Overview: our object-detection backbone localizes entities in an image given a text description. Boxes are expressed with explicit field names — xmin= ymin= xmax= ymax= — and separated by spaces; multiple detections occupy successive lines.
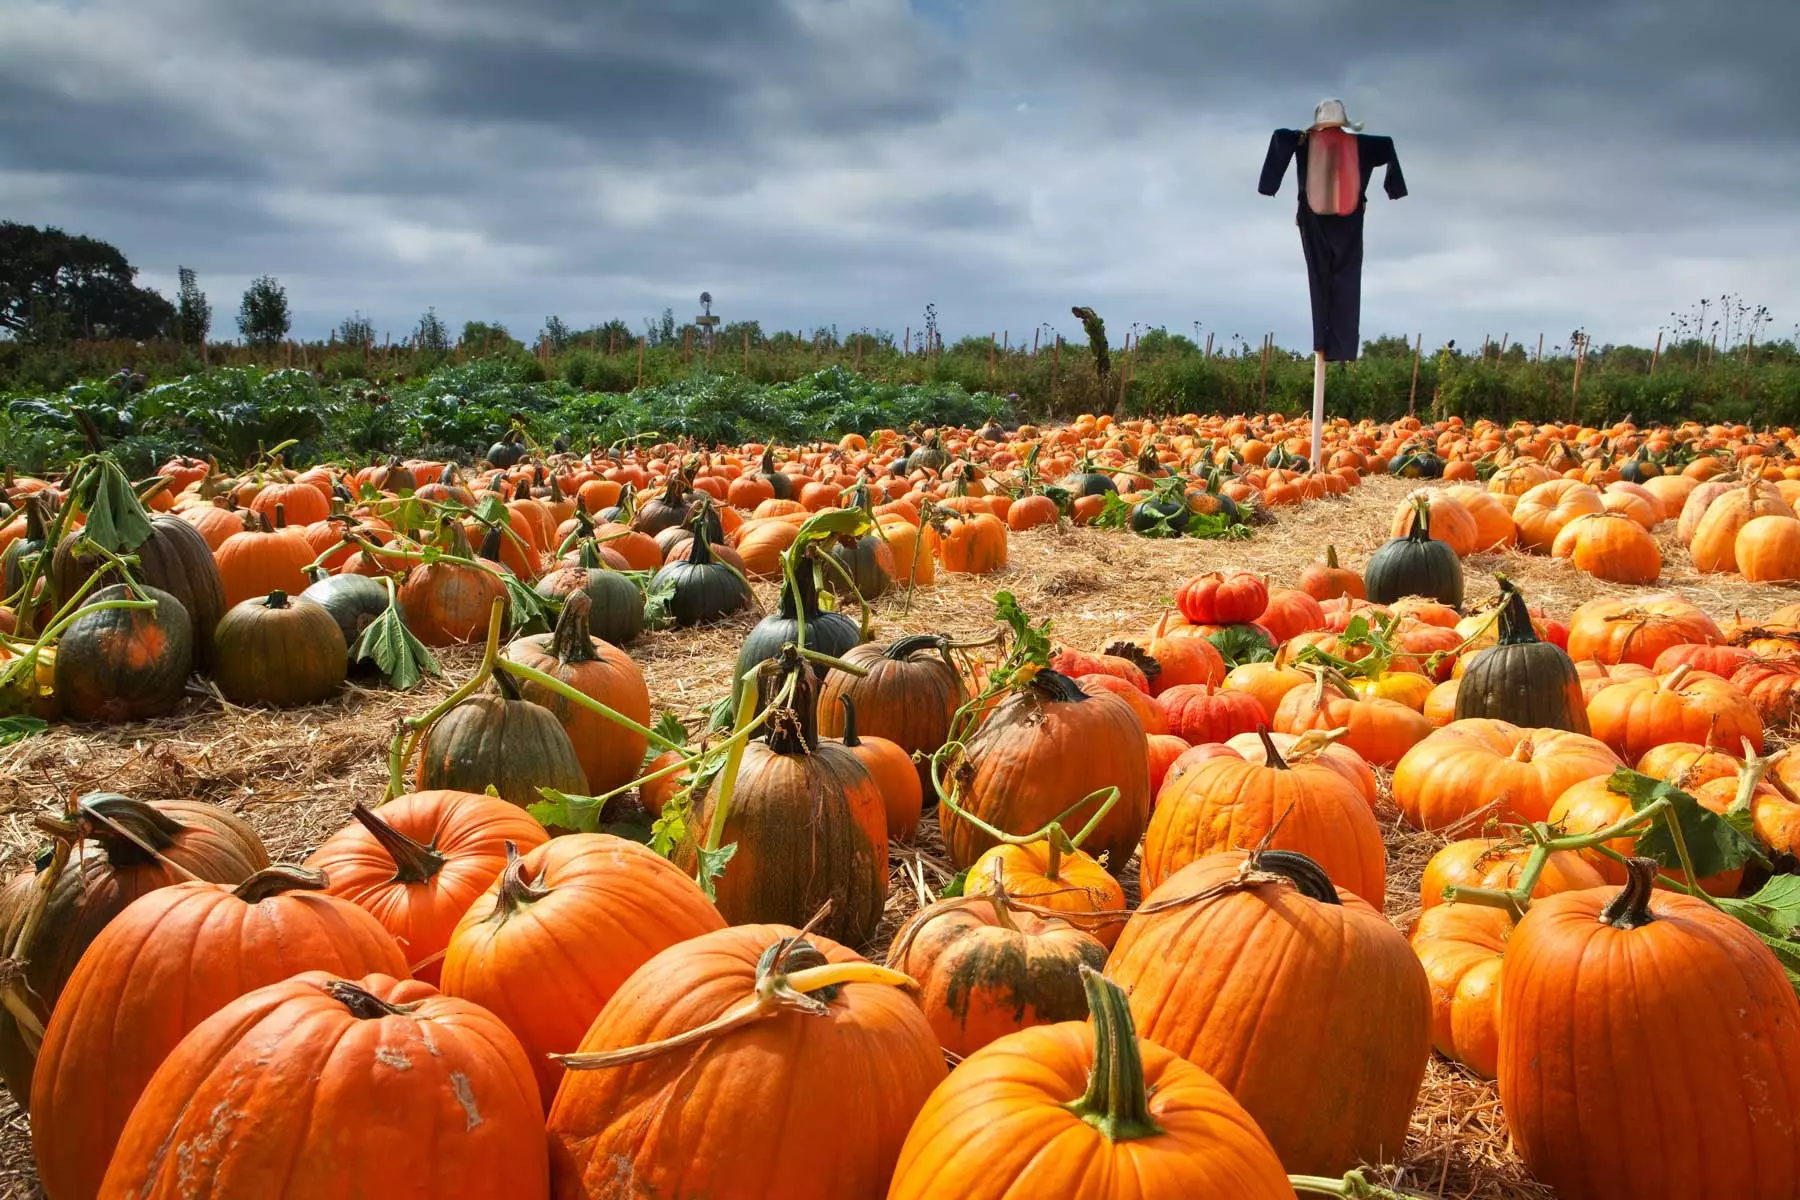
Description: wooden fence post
xmin=1497 ymin=331 xmax=1509 ymax=364
xmin=1052 ymin=335 xmax=1062 ymax=403
xmin=903 ymin=327 xmax=910 ymax=355
xmin=1650 ymin=330 xmax=1662 ymax=376
xmin=1408 ymin=332 xmax=1422 ymax=416
xmin=742 ymin=328 xmax=750 ymax=374
xmin=1032 ymin=328 xmax=1040 ymax=356
xmin=636 ymin=337 xmax=646 ymax=389
xmin=1204 ymin=331 xmax=1214 ymax=357
xmin=1258 ymin=334 xmax=1272 ymax=403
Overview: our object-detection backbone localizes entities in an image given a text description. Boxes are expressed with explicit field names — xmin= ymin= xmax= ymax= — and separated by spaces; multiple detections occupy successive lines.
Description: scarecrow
xmin=1259 ymin=99 xmax=1408 ymax=467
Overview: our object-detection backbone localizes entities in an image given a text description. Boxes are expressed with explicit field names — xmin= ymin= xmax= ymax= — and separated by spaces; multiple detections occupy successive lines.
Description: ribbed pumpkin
xmin=416 ymin=671 xmax=589 ymax=807
xmin=546 ymin=924 xmax=946 ymax=1199
xmin=887 ymin=967 xmax=1294 ymax=1200
xmin=1690 ymin=477 xmax=1793 ymax=573
xmin=51 ymin=511 xmax=227 ymax=668
xmin=885 ymin=888 xmax=1108 ymax=1057
xmin=304 ymin=792 xmax=548 ymax=982
xmin=399 ymin=522 xmax=511 ymax=645
xmin=1390 ymin=487 xmax=1478 ymax=556
xmin=941 ymin=668 xmax=1149 ymax=876
xmin=30 ymin=865 xmax=408 ymax=1200
xmin=687 ymin=665 xmax=888 ymax=945
xmin=1410 ymin=901 xmax=1510 ymax=1077
xmin=1551 ymin=512 xmax=1662 ymax=584
xmin=1391 ymin=719 xmax=1622 ymax=830
xmin=503 ymin=591 xmax=650 ymax=797
xmin=300 ymin=571 xmax=390 ymax=657
xmin=1109 ymin=849 xmax=1431 ymax=1175
xmin=1298 ymin=544 xmax=1364 ymax=601
xmin=1499 ymin=858 xmax=1800 ymax=1200
xmin=1223 ymin=728 xmax=1379 ymax=806
xmin=1157 ymin=682 xmax=1265 ymax=744
xmin=0 ymin=794 xmax=267 ymax=1108
xmin=1545 ymin=775 xmax=1744 ymax=895
xmin=441 ymin=835 xmax=725 ymax=1108
xmin=734 ymin=557 xmax=862 ymax=702
xmin=1564 ymin=593 xmax=1722 ymax=667
xmin=534 ymin=544 xmax=645 ymax=646
xmin=1512 ymin=478 xmax=1605 ymax=552
xmin=1364 ymin=495 xmax=1464 ymax=606
xmin=1732 ymin=660 xmax=1800 ymax=725
xmin=53 ymin=583 xmax=193 ymax=722
xmin=1418 ymin=837 xmax=1605 ymax=909
xmin=211 ymin=588 xmax=348 ymax=707
xmin=214 ymin=507 xmax=316 ymax=608
xmin=1272 ymin=669 xmax=1433 ymax=767
xmin=1142 ymin=729 xmax=1385 ymax=905
xmin=647 ymin=508 xmax=754 ymax=626
xmin=1585 ymin=663 xmax=1763 ymax=763
xmin=1225 ymin=660 xmax=1309 ymax=720
xmin=101 ymin=972 xmax=548 ymax=1198
xmin=834 ymin=695 xmax=923 ymax=840
xmin=963 ymin=839 xmax=1127 ymax=949
xmin=1736 ymin=514 xmax=1800 ymax=582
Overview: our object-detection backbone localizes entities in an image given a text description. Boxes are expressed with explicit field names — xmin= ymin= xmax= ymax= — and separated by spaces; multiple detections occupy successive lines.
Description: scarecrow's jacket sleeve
xmin=1257 ymin=128 xmax=1303 ymax=196
xmin=1361 ymin=134 xmax=1408 ymax=199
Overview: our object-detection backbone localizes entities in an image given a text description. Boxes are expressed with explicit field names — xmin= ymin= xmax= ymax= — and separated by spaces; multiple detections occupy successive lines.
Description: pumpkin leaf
xmin=78 ymin=456 xmax=155 ymax=554
xmin=641 ymin=576 xmax=679 ymax=631
xmin=351 ymin=602 xmax=441 ymax=691
xmin=0 ymin=716 xmax=49 ymax=748
xmin=472 ymin=492 xmax=511 ymax=528
xmin=650 ymin=711 xmax=689 ymax=753
xmin=1182 ymin=510 xmax=1252 ymax=540
xmin=1719 ymin=874 xmax=1800 ymax=940
xmin=1608 ymin=768 xmax=1766 ymax=880
xmin=528 ymin=787 xmax=603 ymax=834
xmin=994 ymin=590 xmax=1052 ymax=674
xmin=500 ymin=571 xmax=553 ymax=635
xmin=938 ymin=867 xmax=970 ymax=899
xmin=692 ymin=841 xmax=738 ymax=900
xmin=1207 ymin=624 xmax=1275 ymax=669
xmin=1090 ymin=492 xmax=1135 ymax=530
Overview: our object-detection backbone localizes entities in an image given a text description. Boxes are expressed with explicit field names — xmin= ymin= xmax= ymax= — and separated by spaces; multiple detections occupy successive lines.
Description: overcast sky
xmin=6 ymin=0 xmax=1797 ymax=351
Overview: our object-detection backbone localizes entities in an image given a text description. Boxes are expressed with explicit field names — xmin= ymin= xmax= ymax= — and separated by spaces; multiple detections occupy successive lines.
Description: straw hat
xmin=1309 ymin=99 xmax=1363 ymax=132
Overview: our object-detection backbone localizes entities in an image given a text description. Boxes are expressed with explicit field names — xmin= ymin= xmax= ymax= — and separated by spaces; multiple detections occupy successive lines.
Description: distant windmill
xmin=696 ymin=291 xmax=720 ymax=350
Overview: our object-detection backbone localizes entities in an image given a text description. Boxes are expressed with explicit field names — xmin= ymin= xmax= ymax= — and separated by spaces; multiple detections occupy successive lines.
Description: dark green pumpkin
xmin=816 ymin=633 xmax=967 ymax=797
xmin=633 ymin=474 xmax=702 ymax=538
xmin=300 ymin=573 xmax=390 ymax=659
xmin=1392 ymin=449 xmax=1446 ymax=479
xmin=827 ymin=532 xmax=893 ymax=601
xmin=735 ymin=558 xmax=861 ymax=705
xmin=416 ymin=669 xmax=588 ymax=807
xmin=1365 ymin=496 xmax=1463 ymax=607
xmin=1062 ymin=457 xmax=1118 ymax=498
xmin=534 ymin=543 xmax=644 ymax=646
xmin=1618 ymin=448 xmax=1661 ymax=483
xmin=54 ymin=584 xmax=194 ymax=723
xmin=905 ymin=433 xmax=951 ymax=475
xmin=647 ymin=511 xmax=753 ymax=628
xmin=51 ymin=514 xmax=226 ymax=669
xmin=758 ymin=448 xmax=794 ymax=499
xmin=212 ymin=590 xmax=348 ymax=707
xmin=1455 ymin=578 xmax=1588 ymax=733
xmin=1128 ymin=495 xmax=1191 ymax=536
xmin=0 ymin=494 xmax=49 ymax=599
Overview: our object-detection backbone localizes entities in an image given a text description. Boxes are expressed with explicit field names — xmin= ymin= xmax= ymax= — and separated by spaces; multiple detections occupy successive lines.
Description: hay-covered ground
xmin=3 ymin=474 xmax=1797 ymax=1198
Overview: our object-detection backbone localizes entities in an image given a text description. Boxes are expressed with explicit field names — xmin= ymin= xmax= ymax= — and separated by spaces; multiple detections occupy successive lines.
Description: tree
xmin=460 ymin=321 xmax=516 ymax=354
xmin=237 ymin=275 xmax=290 ymax=347
xmin=541 ymin=315 xmax=572 ymax=353
xmin=335 ymin=311 xmax=375 ymax=349
xmin=175 ymin=266 xmax=211 ymax=348
xmin=0 ymin=222 xmax=175 ymax=342
xmin=414 ymin=307 xmax=449 ymax=352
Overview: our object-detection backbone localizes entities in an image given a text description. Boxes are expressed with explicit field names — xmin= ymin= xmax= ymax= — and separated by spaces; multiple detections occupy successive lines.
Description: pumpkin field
xmin=7 ymin=407 xmax=1800 ymax=1199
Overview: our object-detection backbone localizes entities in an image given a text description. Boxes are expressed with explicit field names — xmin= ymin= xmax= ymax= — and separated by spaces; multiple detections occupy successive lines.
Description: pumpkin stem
xmin=1661 ymin=663 xmax=1693 ymax=692
xmin=1065 ymin=965 xmax=1164 ymax=1142
xmin=762 ymin=649 xmax=819 ymax=756
xmin=886 ymin=632 xmax=950 ymax=663
xmin=685 ymin=507 xmax=716 ymax=567
xmin=488 ymin=840 xmax=551 ymax=920
xmin=1492 ymin=575 xmax=1539 ymax=646
xmin=839 ymin=695 xmax=862 ymax=747
xmin=265 ymin=589 xmax=290 ymax=610
xmin=1325 ymin=544 xmax=1340 ymax=569
xmin=231 ymin=863 xmax=329 ymax=902
xmin=1025 ymin=667 xmax=1089 ymax=704
xmin=349 ymin=802 xmax=446 ymax=884
xmin=323 ymin=978 xmax=424 ymax=1020
xmin=1598 ymin=857 xmax=1659 ymax=930
xmin=551 ymin=591 xmax=601 ymax=664
xmin=1257 ymin=726 xmax=1292 ymax=771
xmin=1243 ymin=848 xmax=1341 ymax=905
xmin=477 ymin=523 xmax=504 ymax=565
xmin=1407 ymin=493 xmax=1433 ymax=542
xmin=52 ymin=794 xmax=187 ymax=868
xmin=492 ymin=666 xmax=525 ymax=702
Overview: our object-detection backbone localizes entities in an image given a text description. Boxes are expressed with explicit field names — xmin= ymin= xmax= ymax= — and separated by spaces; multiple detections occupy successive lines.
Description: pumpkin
xmin=1005 ymin=493 xmax=1059 ymax=531
xmin=214 ymin=507 xmax=316 ymax=609
xmin=1512 ymin=478 xmax=1605 ymax=552
xmin=1257 ymin=586 xmax=1326 ymax=644
xmin=1392 ymin=718 xmax=1622 ymax=830
xmin=735 ymin=557 xmax=862 ymax=702
xmin=826 ymin=531 xmax=894 ymax=600
xmin=816 ymin=634 xmax=967 ymax=794
xmin=51 ymin=511 xmax=227 ymax=669
xmin=102 ymin=972 xmax=548 ymax=1198
xmin=1272 ymin=669 xmax=1433 ymax=767
xmin=687 ymin=663 xmax=887 ymax=945
xmin=835 ymin=695 xmax=923 ymax=840
xmin=1445 ymin=483 xmax=1519 ymax=549
xmin=939 ymin=511 xmax=1009 ymax=574
xmin=248 ymin=478 xmax=330 ymax=527
xmin=304 ymin=791 xmax=548 ymax=982
xmin=1732 ymin=660 xmax=1800 ymax=725
xmin=1298 ymin=544 xmax=1365 ymax=601
xmin=1410 ymin=902 xmax=1510 ymax=1077
xmin=1418 ymin=837 xmax=1605 ymax=909
xmin=1545 ymin=775 xmax=1743 ymax=896
xmin=441 ymin=835 xmax=725 ymax=1108
xmin=1736 ymin=514 xmax=1800 ymax=582
xmin=416 ymin=670 xmax=589 ymax=807
xmin=1585 ymin=663 xmax=1763 ymax=763
xmin=1390 ymin=487 xmax=1478 ymax=556
xmin=942 ymin=668 xmax=1149 ymax=877
xmin=1224 ymin=728 xmax=1379 ymax=806
xmin=53 ymin=583 xmax=193 ymax=722
xmin=1454 ymin=578 xmax=1588 ymax=732
xmin=30 ymin=865 xmax=408 ymax=1200
xmin=1053 ymin=646 xmax=1150 ymax=693
xmin=1565 ymin=593 xmax=1721 ymax=667
xmin=502 ymin=591 xmax=651 ymax=796
xmin=300 ymin=571 xmax=390 ymax=657
xmin=887 ymin=966 xmax=1294 ymax=1200
xmin=1690 ymin=477 xmax=1793 ymax=573
xmin=1653 ymin=641 xmax=1753 ymax=679
xmin=1636 ymin=741 xmax=1743 ymax=789
xmin=534 ymin=544 xmax=645 ymax=646
xmin=1142 ymin=729 xmax=1385 ymax=904
xmin=1104 ymin=625 xmax=1226 ymax=695
xmin=648 ymin=508 xmax=755 ymax=625
xmin=1224 ymin=660 xmax=1309 ymax=720
xmin=211 ymin=588 xmax=348 ymax=707
xmin=0 ymin=794 xmax=267 ymax=1108
xmin=1175 ymin=571 xmax=1267 ymax=625
xmin=1499 ymin=858 xmax=1800 ymax=1200
xmin=399 ymin=522 xmax=511 ymax=645
xmin=885 ymin=888 xmax=1107 ymax=1057
xmin=1551 ymin=512 xmax=1662 ymax=584
xmin=1157 ymin=682 xmax=1265 ymax=744
xmin=546 ymin=924 xmax=946 ymax=1199
xmin=1364 ymin=494 xmax=1464 ymax=606
xmin=963 ymin=839 xmax=1126 ymax=949
xmin=1110 ymin=849 xmax=1431 ymax=1175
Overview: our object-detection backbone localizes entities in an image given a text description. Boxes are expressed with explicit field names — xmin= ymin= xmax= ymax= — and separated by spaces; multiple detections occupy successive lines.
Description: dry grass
xmin=3 ymin=474 xmax=1797 ymax=1198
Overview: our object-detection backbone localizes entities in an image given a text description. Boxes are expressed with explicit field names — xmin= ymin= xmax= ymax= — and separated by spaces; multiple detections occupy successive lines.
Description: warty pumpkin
xmin=1142 ymin=729 xmax=1385 ymax=904
xmin=1499 ymin=858 xmax=1800 ymax=1200
xmin=30 ymin=865 xmax=408 ymax=1200
xmin=546 ymin=924 xmax=946 ymax=1199
xmin=101 ymin=972 xmax=548 ymax=1198
xmin=52 ymin=583 xmax=193 ymax=723
xmin=441 ymin=835 xmax=725 ymax=1108
xmin=887 ymin=966 xmax=1294 ymax=1200
xmin=416 ymin=669 xmax=589 ymax=807
xmin=1391 ymin=718 xmax=1621 ymax=830
xmin=1109 ymin=849 xmax=1431 ymax=1175
xmin=304 ymin=791 xmax=548 ymax=982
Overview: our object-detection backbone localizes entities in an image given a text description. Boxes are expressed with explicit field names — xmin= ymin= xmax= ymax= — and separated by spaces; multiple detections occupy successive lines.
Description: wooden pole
xmin=1408 ymin=332 xmax=1422 ymax=416
xmin=1480 ymin=333 xmax=1489 ymax=363
xmin=1032 ymin=328 xmax=1040 ymax=356
xmin=1002 ymin=330 xmax=1009 ymax=354
xmin=1571 ymin=336 xmax=1586 ymax=415
xmin=1204 ymin=331 xmax=1214 ymax=357
xmin=636 ymin=337 xmax=646 ymax=389
xmin=1052 ymin=335 xmax=1061 ymax=403
xmin=1650 ymin=330 xmax=1663 ymax=376
xmin=1710 ymin=333 xmax=1718 ymax=365
xmin=1258 ymin=334 xmax=1272 ymax=403
xmin=1497 ymin=332 xmax=1509 ymax=364
xmin=903 ymin=327 xmax=910 ymax=355
xmin=742 ymin=328 xmax=750 ymax=374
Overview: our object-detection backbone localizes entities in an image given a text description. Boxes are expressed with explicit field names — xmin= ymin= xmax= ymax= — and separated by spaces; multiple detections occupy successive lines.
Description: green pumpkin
xmin=535 ymin=541 xmax=644 ymax=646
xmin=416 ymin=669 xmax=588 ymax=807
xmin=758 ymin=448 xmax=794 ymax=499
xmin=648 ymin=511 xmax=753 ymax=628
xmin=300 ymin=573 xmax=390 ymax=659
xmin=827 ymin=533 xmax=892 ymax=601
xmin=1365 ymin=496 xmax=1463 ymax=607
xmin=51 ymin=514 xmax=226 ymax=669
xmin=1455 ymin=578 xmax=1588 ymax=733
xmin=54 ymin=584 xmax=194 ymax=723
xmin=212 ymin=590 xmax=348 ymax=708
